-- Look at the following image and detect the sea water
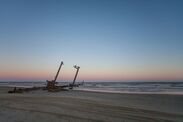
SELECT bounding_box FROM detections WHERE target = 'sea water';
[0,81,183,94]
[78,81,183,94]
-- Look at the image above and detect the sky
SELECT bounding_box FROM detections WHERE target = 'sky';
[0,0,183,82]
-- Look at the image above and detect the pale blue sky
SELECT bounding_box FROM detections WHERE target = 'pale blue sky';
[0,0,183,81]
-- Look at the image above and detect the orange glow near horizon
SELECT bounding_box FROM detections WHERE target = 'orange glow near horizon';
[0,66,182,81]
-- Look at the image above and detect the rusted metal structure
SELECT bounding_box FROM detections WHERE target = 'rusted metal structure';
[46,61,64,91]
[8,61,84,93]
[69,65,80,89]
[73,65,80,84]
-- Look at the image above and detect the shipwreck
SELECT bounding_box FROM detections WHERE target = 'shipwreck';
[8,61,84,93]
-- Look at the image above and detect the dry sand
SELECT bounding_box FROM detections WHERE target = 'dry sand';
[0,87,183,122]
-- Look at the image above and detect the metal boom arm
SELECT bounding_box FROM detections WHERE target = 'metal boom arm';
[72,65,80,85]
[54,61,64,82]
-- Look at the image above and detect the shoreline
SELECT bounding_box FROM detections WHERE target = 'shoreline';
[1,85,183,95]
[1,81,183,95]
[76,88,183,95]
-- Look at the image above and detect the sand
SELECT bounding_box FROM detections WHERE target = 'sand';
[0,87,183,122]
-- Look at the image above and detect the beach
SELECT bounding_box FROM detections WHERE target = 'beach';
[0,87,183,122]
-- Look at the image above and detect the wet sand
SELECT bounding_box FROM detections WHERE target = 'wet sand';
[0,87,183,122]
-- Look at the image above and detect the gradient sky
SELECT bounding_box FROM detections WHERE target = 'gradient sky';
[0,0,183,82]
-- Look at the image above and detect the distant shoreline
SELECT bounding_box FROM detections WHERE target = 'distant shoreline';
[1,81,183,95]
[1,85,183,96]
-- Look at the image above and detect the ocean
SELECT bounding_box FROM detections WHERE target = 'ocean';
[79,81,183,94]
[0,81,183,94]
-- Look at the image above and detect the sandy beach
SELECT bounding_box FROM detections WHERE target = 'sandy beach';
[0,87,183,122]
